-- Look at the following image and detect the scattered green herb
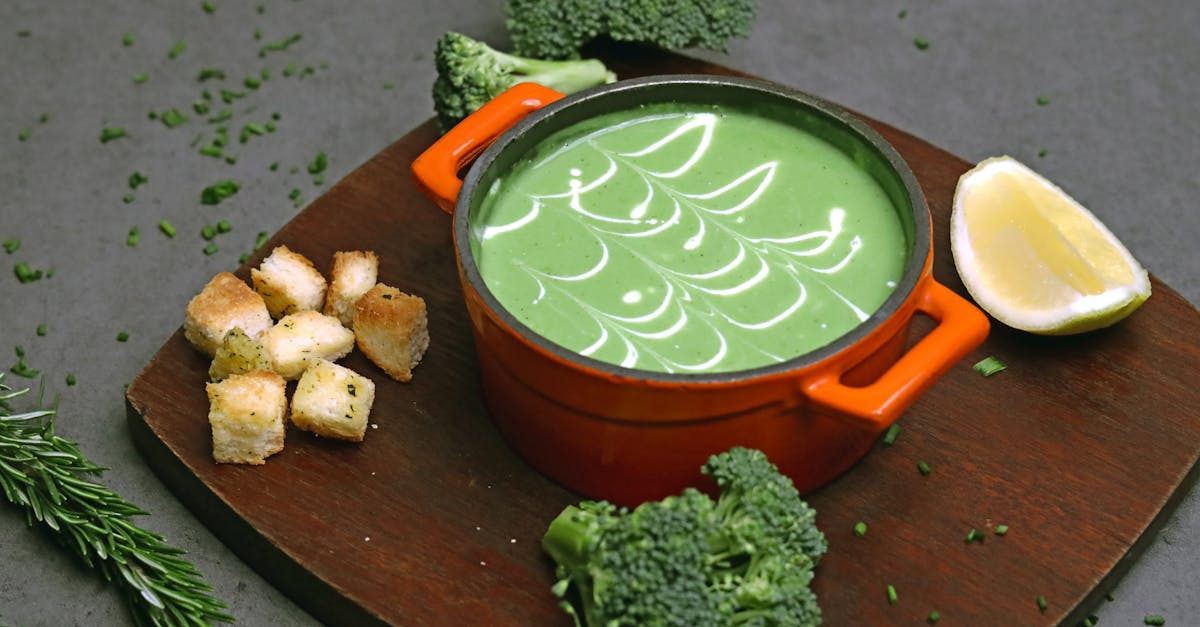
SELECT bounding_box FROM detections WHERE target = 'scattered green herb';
[199,145,223,158]
[307,151,328,175]
[128,171,149,190]
[132,72,148,84]
[312,173,324,186]
[38,113,48,124]
[116,332,129,342]
[927,610,940,623]
[126,227,140,247]
[160,109,189,129]
[1038,148,1048,158]
[898,9,908,19]
[1082,615,1098,627]
[914,37,930,50]
[13,262,44,284]
[200,180,239,205]
[202,0,216,14]
[10,353,40,378]
[238,253,250,264]
[122,32,135,47]
[201,225,218,241]
[994,524,1009,536]
[203,242,219,255]
[167,40,187,59]
[36,324,46,337]
[122,193,135,204]
[147,111,158,120]
[853,521,867,537]
[256,3,265,14]
[99,127,127,143]
[197,67,226,81]
[243,76,261,90]
[917,460,931,476]
[17,29,32,38]
[269,161,279,172]
[382,82,396,90]
[207,108,233,124]
[1037,595,1048,612]
[259,33,302,57]
[972,356,1006,377]
[219,88,245,104]
[159,220,177,238]
[253,27,262,41]
[193,101,211,115]
[1037,95,1051,106]
[0,375,234,623]
[965,528,984,544]
[260,67,270,81]
[882,423,900,445]
[254,231,269,249]
[223,154,237,165]
[264,121,276,133]
[18,128,31,142]
[3,239,19,254]
[282,63,297,77]
[886,584,898,605]
[288,188,301,200]
[1144,615,1166,626]
[216,220,232,234]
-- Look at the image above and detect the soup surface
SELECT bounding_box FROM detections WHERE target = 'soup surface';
[471,102,908,373]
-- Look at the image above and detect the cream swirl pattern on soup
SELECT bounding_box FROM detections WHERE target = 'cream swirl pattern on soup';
[471,103,908,374]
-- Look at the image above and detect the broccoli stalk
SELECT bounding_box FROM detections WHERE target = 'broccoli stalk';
[432,31,616,130]
[542,447,827,626]
[506,0,760,60]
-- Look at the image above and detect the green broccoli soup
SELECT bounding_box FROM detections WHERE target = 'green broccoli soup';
[470,102,909,373]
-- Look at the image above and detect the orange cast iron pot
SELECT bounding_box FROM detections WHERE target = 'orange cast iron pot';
[412,76,989,506]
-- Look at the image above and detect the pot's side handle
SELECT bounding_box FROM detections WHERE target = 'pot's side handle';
[412,83,566,214]
[803,279,990,431]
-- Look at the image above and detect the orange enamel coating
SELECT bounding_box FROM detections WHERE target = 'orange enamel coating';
[410,80,990,504]
[410,82,565,214]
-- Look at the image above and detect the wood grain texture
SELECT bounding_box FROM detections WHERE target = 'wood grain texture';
[125,46,1200,626]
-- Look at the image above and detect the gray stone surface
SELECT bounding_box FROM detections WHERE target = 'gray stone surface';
[0,1,1195,625]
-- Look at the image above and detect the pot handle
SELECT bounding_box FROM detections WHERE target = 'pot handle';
[803,278,989,432]
[411,83,567,214]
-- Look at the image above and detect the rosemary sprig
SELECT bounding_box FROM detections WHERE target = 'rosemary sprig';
[0,374,233,625]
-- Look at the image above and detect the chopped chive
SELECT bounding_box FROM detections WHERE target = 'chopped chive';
[216,220,232,234]
[1038,148,1048,158]
[160,108,189,128]
[200,180,239,205]
[17,29,32,38]
[122,193,136,204]
[853,521,867,537]
[882,423,901,445]
[917,460,931,476]
[259,33,302,57]
[268,161,279,171]
[128,171,149,190]
[38,113,48,124]
[886,584,898,605]
[201,225,218,240]
[282,63,297,77]
[126,226,140,247]
[212,133,227,148]
[253,27,262,41]
[197,67,226,81]
[3,239,18,254]
[1144,615,1166,626]
[122,32,135,47]
[260,67,270,81]
[224,154,237,165]
[159,220,177,238]
[36,324,47,336]
[264,121,276,133]
[201,0,215,13]
[243,76,261,90]
[199,145,223,158]
[293,196,305,208]
[147,111,158,120]
[207,109,233,124]
[1037,95,1051,106]
[203,242,219,256]
[244,122,267,136]
[254,231,269,249]
[132,72,148,84]
[256,3,265,14]
[66,373,76,386]
[15,346,24,358]
[1036,595,1048,612]
[973,356,1006,376]
[312,173,324,186]
[193,101,211,115]
[288,188,301,200]
[994,524,1009,536]
[927,610,939,623]
[219,89,244,104]
[10,357,39,379]
[270,112,280,121]
[14,262,44,283]
[167,40,186,59]
[382,82,396,90]
[898,9,908,19]
[300,65,316,78]
[1082,615,1098,627]
[307,151,328,175]
[965,528,984,544]
[99,127,127,143]
[914,37,930,50]
[18,128,31,142]
[238,252,251,264]
[116,331,130,342]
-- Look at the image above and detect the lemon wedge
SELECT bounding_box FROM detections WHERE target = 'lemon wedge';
[951,155,1150,335]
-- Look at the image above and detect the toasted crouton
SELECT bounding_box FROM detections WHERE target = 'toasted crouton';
[206,370,287,465]
[259,310,355,379]
[185,272,272,356]
[209,328,272,381]
[251,245,328,319]
[353,284,429,382]
[323,250,379,327]
[291,359,376,442]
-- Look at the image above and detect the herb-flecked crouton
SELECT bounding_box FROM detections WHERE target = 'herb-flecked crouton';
[208,327,272,381]
[184,272,272,357]
[352,283,429,382]
[290,359,377,442]
[322,250,379,327]
[259,310,355,379]
[206,370,287,465]
[251,245,328,319]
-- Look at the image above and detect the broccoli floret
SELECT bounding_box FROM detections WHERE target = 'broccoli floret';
[541,447,826,626]
[432,31,616,130]
[506,0,760,60]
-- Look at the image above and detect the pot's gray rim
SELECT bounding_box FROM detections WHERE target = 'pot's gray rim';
[454,74,931,385]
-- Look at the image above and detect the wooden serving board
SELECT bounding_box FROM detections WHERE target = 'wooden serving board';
[126,46,1200,626]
